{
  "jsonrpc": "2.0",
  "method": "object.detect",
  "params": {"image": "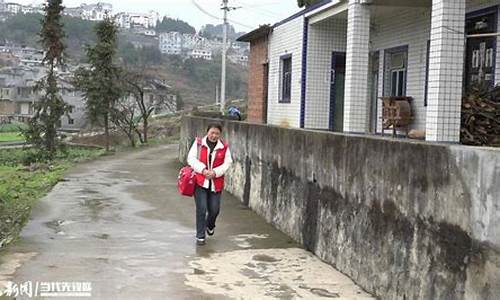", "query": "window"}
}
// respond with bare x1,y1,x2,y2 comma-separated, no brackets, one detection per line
280,55,292,103
391,69,406,97
384,46,408,97
424,40,430,107
68,117,74,125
